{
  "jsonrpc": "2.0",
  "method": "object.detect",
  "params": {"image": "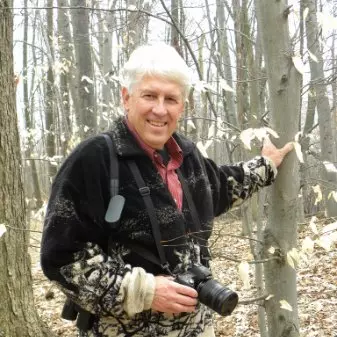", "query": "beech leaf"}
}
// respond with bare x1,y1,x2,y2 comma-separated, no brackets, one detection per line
292,56,305,75
293,141,304,163
280,300,293,312
238,262,250,289
312,185,322,205
302,236,314,254
0,224,6,238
